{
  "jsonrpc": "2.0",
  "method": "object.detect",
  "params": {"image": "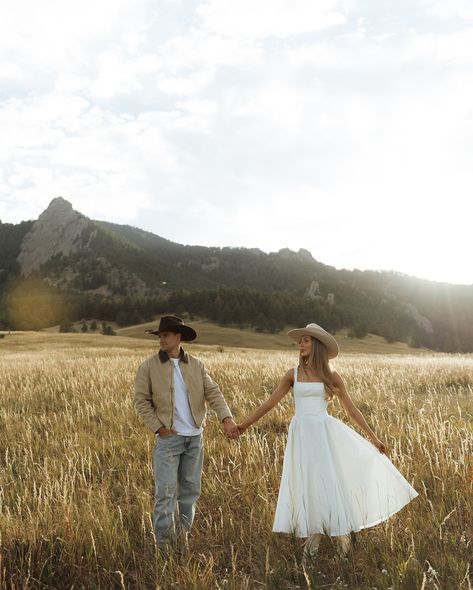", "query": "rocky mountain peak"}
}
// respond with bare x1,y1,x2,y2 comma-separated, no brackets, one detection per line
277,247,314,261
17,196,90,276
44,196,74,215
297,248,314,261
